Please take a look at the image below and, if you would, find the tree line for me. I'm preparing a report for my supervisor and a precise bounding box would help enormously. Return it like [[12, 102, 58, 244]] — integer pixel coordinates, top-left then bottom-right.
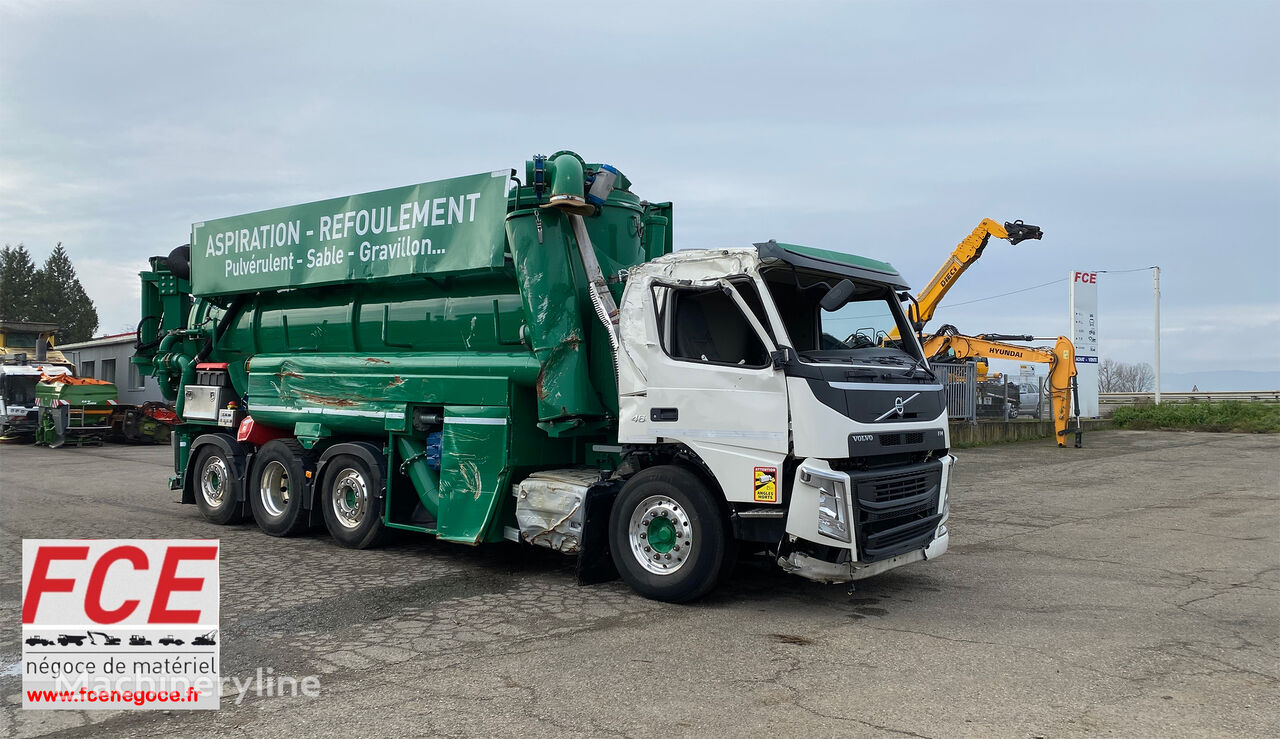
[[1100, 358, 1155, 393], [0, 242, 100, 344]]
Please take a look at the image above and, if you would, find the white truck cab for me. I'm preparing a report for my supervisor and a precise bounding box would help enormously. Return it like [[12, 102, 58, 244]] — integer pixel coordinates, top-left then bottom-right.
[[615, 243, 952, 585], [1, 364, 72, 437]]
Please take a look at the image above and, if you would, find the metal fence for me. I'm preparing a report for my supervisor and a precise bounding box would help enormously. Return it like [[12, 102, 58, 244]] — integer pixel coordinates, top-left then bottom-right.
[[934, 362, 976, 424], [1101, 391, 1280, 405]]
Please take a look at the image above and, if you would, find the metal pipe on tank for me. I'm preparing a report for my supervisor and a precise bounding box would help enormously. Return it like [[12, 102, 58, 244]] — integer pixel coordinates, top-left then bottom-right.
[[396, 435, 440, 517], [151, 333, 183, 400], [642, 213, 669, 261], [545, 153, 593, 216], [506, 208, 606, 423], [174, 354, 193, 417]]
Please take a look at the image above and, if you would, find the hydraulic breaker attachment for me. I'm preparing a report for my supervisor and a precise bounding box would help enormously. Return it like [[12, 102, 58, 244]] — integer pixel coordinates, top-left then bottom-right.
[[1003, 220, 1043, 245]]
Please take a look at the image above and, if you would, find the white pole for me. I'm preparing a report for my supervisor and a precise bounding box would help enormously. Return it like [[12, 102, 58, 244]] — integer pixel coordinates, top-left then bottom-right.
[[1153, 266, 1161, 404]]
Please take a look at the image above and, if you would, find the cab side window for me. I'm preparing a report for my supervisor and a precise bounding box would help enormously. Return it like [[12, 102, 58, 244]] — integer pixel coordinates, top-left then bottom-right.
[[653, 283, 769, 367]]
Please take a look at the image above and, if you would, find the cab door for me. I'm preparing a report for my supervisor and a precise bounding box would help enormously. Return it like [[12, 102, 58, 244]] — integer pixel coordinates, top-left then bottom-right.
[[619, 278, 790, 505]]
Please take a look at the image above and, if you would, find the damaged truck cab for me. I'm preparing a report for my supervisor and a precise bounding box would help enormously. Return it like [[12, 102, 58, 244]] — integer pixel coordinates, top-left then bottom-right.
[[136, 151, 952, 602], [615, 244, 951, 590]]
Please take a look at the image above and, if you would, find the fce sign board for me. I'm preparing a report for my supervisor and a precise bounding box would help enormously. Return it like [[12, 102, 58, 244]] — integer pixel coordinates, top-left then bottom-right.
[[1069, 271, 1100, 417]]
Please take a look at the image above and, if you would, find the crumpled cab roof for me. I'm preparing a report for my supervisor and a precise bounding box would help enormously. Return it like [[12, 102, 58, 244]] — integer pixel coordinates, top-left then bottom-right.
[[629, 243, 909, 290], [754, 240, 909, 289]]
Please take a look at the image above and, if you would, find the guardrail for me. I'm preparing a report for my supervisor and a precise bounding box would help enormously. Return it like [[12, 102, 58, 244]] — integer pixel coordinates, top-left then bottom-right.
[[1100, 391, 1280, 405]]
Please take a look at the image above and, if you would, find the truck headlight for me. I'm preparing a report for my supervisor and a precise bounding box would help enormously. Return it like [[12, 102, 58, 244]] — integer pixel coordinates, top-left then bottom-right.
[[816, 482, 851, 542]]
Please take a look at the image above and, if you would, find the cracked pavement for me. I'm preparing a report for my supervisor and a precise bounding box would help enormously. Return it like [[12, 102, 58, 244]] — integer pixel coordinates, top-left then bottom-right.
[[2, 430, 1276, 737]]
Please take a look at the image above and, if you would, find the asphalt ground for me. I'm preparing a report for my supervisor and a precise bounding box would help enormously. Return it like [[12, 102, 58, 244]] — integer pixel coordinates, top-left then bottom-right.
[[1, 430, 1277, 738]]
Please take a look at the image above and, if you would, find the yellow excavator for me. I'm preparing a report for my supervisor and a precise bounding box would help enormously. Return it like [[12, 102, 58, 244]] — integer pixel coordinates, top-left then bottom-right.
[[885, 218, 1081, 446], [923, 326, 1082, 447]]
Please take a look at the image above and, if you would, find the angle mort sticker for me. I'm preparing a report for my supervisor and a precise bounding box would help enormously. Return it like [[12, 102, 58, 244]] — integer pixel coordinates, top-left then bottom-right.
[[753, 467, 778, 503]]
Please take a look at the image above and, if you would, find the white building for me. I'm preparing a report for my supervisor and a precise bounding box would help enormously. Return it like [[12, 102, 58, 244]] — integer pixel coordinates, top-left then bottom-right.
[[58, 333, 167, 404]]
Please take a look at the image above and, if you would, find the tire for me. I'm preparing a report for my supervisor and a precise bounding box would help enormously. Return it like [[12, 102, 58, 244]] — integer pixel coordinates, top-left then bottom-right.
[[192, 444, 246, 525], [249, 439, 312, 537], [319, 454, 388, 549], [609, 465, 729, 603]]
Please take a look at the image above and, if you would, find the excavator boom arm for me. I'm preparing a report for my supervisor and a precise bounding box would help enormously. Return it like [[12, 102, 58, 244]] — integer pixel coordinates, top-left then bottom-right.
[[926, 333, 1077, 447], [892, 218, 1043, 340], [911, 218, 1007, 329], [923, 334, 1060, 363]]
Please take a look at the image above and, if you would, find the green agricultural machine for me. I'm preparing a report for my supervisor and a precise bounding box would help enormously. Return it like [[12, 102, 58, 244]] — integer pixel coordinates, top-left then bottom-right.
[[35, 378, 118, 448], [135, 151, 955, 601]]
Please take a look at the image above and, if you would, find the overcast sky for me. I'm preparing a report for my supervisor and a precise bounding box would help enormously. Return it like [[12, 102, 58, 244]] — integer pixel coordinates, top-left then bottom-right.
[[1, 1, 1276, 379]]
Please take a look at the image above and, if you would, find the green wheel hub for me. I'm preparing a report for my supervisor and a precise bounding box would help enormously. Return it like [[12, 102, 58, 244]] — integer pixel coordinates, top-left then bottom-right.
[[647, 517, 677, 553]]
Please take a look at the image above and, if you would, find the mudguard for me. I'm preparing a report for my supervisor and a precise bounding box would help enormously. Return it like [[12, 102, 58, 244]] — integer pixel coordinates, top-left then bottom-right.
[[575, 482, 621, 585]]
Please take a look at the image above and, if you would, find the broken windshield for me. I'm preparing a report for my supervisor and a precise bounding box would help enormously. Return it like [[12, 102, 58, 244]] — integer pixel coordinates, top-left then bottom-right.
[[760, 266, 930, 377], [821, 298, 899, 350]]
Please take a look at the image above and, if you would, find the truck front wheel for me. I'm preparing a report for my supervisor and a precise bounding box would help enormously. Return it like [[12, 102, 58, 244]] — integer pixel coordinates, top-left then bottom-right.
[[319, 454, 388, 549], [249, 440, 311, 537], [609, 466, 728, 603]]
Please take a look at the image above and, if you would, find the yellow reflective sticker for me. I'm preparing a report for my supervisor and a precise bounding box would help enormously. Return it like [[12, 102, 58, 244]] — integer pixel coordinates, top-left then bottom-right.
[[753, 466, 778, 503]]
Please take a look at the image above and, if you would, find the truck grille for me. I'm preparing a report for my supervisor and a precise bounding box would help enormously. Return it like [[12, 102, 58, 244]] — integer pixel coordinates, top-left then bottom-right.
[[848, 460, 943, 563], [879, 432, 925, 447], [868, 468, 934, 502]]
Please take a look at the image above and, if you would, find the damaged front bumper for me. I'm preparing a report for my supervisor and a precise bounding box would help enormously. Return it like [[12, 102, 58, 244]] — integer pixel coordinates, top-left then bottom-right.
[[777, 527, 949, 583], [779, 453, 953, 583]]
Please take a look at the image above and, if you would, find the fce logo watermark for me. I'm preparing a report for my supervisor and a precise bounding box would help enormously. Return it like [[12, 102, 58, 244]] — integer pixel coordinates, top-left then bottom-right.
[[21, 539, 220, 710]]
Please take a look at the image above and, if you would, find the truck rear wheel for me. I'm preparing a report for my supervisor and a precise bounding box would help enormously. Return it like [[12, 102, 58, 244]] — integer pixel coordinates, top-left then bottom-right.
[[319, 454, 388, 549], [249, 440, 311, 537], [609, 465, 728, 603], [193, 444, 245, 525]]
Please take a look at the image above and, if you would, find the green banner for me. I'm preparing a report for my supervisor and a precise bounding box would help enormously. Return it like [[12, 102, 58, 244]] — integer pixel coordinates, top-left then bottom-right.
[[190, 170, 511, 295]]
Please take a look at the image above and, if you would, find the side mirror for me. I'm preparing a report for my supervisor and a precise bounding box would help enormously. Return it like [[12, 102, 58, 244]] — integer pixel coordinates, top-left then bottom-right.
[[820, 279, 856, 312]]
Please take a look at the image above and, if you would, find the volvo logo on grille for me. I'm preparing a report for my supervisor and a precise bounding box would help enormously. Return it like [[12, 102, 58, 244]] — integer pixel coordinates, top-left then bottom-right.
[[874, 392, 921, 422]]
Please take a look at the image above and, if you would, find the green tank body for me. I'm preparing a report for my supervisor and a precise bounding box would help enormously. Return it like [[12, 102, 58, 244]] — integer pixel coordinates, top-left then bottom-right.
[[186, 187, 667, 430]]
